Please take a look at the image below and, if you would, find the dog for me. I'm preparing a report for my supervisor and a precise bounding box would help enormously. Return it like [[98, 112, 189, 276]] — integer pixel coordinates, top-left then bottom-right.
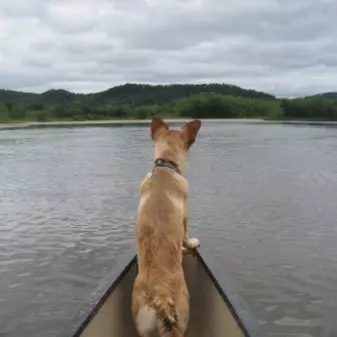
[[131, 117, 202, 337]]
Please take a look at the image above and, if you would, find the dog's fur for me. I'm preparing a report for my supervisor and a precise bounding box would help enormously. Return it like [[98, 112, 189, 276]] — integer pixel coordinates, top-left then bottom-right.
[[131, 117, 202, 337]]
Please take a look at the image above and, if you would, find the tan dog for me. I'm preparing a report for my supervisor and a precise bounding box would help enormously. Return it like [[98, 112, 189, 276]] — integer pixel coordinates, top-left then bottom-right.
[[131, 117, 202, 337]]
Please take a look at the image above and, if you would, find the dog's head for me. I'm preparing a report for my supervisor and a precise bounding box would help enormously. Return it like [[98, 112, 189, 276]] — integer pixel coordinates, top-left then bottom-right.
[[150, 117, 201, 172]]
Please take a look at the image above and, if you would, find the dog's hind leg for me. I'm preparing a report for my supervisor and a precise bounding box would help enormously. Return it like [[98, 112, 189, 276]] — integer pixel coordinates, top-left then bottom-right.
[[132, 278, 157, 337], [163, 284, 189, 337]]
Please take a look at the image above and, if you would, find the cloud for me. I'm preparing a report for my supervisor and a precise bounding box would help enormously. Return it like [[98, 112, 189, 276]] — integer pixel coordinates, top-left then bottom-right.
[[0, 0, 336, 97]]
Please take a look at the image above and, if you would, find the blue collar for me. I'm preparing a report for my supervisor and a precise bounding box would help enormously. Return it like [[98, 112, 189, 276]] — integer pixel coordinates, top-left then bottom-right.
[[153, 158, 182, 175]]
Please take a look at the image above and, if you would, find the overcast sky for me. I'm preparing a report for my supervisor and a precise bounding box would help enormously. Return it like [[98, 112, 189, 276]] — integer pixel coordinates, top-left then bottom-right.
[[0, 0, 336, 97]]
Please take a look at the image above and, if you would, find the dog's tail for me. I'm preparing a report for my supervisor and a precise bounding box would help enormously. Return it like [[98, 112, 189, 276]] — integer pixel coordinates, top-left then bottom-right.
[[150, 295, 182, 335]]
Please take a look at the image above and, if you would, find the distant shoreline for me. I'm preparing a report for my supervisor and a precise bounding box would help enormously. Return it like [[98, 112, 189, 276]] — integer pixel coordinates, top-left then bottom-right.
[[0, 118, 263, 130], [1, 118, 337, 131]]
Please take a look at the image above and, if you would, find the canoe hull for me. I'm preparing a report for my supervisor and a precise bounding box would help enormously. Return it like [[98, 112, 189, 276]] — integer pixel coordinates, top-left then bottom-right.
[[57, 247, 264, 337]]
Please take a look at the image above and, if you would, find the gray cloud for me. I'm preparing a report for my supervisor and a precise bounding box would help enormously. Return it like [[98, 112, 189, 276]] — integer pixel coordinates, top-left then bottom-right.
[[0, 0, 336, 97]]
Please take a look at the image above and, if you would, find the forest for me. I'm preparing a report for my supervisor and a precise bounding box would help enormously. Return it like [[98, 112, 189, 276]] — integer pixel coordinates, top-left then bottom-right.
[[1, 83, 337, 123]]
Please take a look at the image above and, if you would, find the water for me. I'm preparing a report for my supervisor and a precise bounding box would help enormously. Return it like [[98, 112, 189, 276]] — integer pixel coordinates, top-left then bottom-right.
[[1, 122, 337, 337]]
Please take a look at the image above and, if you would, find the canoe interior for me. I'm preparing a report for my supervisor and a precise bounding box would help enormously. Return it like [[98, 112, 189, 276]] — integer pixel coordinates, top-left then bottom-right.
[[78, 253, 245, 337]]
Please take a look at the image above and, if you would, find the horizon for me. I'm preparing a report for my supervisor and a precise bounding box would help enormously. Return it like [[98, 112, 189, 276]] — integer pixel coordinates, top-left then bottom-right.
[[0, 82, 333, 100]]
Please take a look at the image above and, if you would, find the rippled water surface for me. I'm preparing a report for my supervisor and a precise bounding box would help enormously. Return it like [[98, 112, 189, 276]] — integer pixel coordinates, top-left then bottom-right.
[[1, 122, 337, 337]]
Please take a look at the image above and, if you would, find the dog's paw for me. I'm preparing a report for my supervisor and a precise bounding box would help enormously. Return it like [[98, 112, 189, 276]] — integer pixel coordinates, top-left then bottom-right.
[[188, 237, 200, 249]]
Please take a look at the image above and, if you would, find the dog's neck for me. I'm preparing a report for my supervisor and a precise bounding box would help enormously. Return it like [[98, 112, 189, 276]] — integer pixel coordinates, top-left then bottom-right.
[[152, 158, 182, 175]]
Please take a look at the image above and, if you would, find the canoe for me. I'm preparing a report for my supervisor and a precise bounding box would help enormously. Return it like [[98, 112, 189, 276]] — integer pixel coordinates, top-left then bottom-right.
[[57, 246, 264, 337]]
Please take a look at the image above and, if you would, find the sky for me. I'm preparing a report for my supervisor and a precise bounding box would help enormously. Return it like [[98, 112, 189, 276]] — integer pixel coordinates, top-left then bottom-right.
[[0, 0, 336, 97]]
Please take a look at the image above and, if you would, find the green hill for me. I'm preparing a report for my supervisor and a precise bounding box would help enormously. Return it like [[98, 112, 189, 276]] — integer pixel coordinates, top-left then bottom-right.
[[304, 92, 337, 100], [0, 83, 274, 106], [39, 89, 78, 105], [0, 83, 337, 123], [0, 89, 38, 103]]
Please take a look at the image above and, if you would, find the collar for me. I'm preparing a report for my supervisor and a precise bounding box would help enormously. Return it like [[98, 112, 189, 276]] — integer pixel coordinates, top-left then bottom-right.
[[153, 158, 182, 175]]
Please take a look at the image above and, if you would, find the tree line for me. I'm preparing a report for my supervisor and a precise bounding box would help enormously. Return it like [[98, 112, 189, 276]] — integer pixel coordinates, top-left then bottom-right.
[[1, 84, 337, 123]]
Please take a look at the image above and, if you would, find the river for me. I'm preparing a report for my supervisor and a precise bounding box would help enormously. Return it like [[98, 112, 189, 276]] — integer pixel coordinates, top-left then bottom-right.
[[1, 121, 337, 337]]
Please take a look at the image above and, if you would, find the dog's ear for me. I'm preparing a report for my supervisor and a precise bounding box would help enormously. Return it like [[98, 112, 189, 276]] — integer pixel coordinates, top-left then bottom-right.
[[151, 117, 169, 140], [181, 119, 201, 148]]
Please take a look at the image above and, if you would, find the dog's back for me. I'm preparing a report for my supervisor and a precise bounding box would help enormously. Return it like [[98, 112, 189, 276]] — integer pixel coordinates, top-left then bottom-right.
[[136, 166, 187, 274]]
